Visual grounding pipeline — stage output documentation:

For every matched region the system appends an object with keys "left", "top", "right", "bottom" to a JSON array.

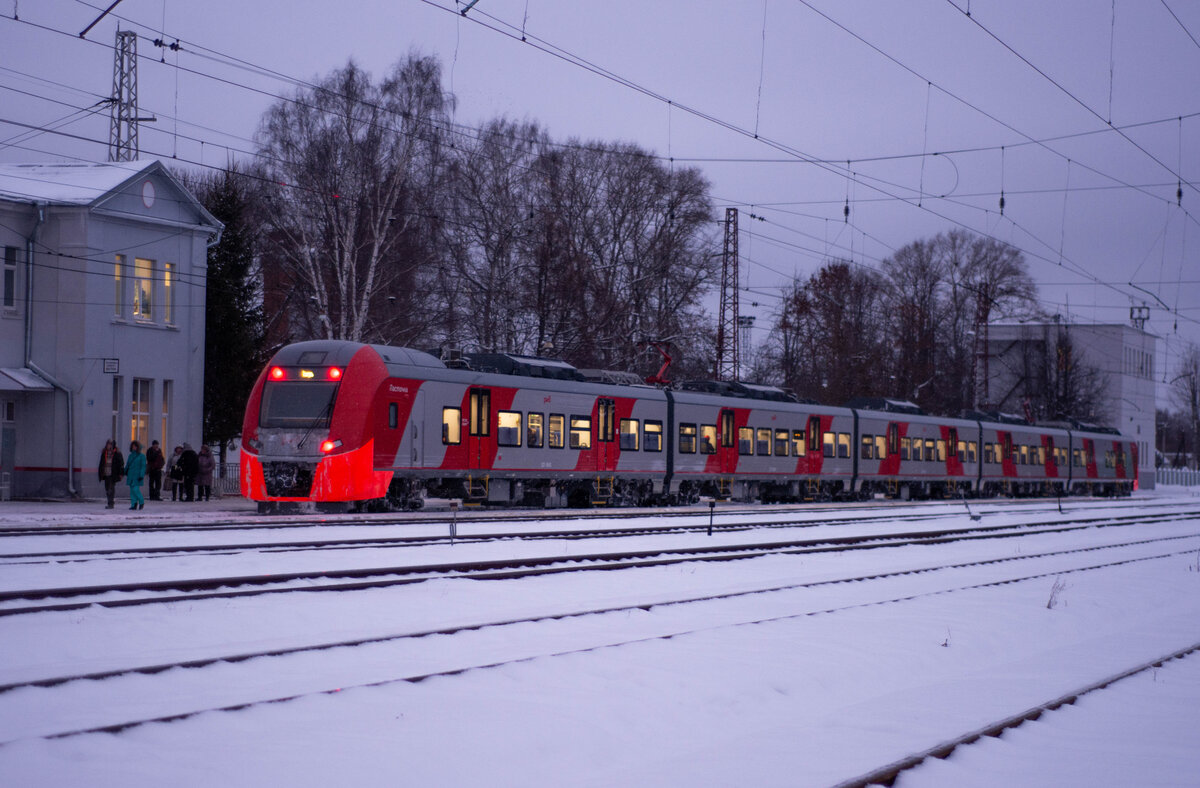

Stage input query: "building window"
[
  {"left": 133, "top": 258, "right": 153, "bottom": 320},
  {"left": 163, "top": 262, "right": 175, "bottom": 324},
  {"left": 161, "top": 380, "right": 171, "bottom": 449},
  {"left": 114, "top": 255, "right": 125, "bottom": 317},
  {"left": 111, "top": 376, "right": 123, "bottom": 441},
  {"left": 1, "top": 400, "right": 14, "bottom": 422},
  {"left": 131, "top": 378, "right": 150, "bottom": 445},
  {"left": 3, "top": 246, "right": 18, "bottom": 309}
]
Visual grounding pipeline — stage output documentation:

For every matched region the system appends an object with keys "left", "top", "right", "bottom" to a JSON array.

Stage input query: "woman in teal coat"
[{"left": 125, "top": 440, "right": 147, "bottom": 511}]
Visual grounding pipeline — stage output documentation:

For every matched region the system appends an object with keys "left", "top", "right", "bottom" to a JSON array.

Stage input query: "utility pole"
[
  {"left": 109, "top": 30, "right": 139, "bottom": 161},
  {"left": 714, "top": 208, "right": 739, "bottom": 381},
  {"left": 972, "top": 289, "right": 990, "bottom": 410}
]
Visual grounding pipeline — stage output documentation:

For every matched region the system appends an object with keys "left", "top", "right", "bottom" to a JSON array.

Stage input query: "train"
[{"left": 240, "top": 340, "right": 1137, "bottom": 511}]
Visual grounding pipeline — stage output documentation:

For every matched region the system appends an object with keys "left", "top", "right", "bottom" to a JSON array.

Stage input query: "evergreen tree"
[{"left": 196, "top": 165, "right": 266, "bottom": 471}]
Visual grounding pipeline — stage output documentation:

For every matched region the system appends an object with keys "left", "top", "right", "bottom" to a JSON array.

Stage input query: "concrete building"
[
  {"left": 986, "top": 320, "right": 1157, "bottom": 487},
  {"left": 0, "top": 160, "right": 221, "bottom": 499}
]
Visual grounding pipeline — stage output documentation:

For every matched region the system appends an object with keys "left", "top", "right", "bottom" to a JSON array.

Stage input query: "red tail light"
[
  {"left": 320, "top": 439, "right": 342, "bottom": 453},
  {"left": 269, "top": 366, "right": 286, "bottom": 381},
  {"left": 327, "top": 367, "right": 343, "bottom": 380}
]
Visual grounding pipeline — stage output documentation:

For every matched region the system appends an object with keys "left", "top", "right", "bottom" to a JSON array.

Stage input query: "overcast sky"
[{"left": 3, "top": 0, "right": 1198, "bottom": 387}]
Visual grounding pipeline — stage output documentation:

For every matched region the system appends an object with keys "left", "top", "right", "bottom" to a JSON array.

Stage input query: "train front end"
[{"left": 241, "top": 341, "right": 392, "bottom": 509}]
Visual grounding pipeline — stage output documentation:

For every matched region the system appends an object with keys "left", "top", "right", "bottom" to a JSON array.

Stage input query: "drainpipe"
[{"left": 23, "top": 202, "right": 77, "bottom": 496}]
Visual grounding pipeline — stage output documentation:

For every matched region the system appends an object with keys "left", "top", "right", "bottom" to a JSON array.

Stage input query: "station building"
[
  {"left": 0, "top": 160, "right": 221, "bottom": 500},
  {"left": 986, "top": 320, "right": 1157, "bottom": 487}
]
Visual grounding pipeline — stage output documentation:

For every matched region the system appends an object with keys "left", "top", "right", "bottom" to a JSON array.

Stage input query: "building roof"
[{"left": 0, "top": 159, "right": 220, "bottom": 231}]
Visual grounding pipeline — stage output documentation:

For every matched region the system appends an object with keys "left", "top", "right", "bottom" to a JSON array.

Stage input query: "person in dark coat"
[
  {"left": 125, "top": 440, "right": 147, "bottom": 511},
  {"left": 180, "top": 443, "right": 199, "bottom": 502},
  {"left": 146, "top": 440, "right": 165, "bottom": 501},
  {"left": 97, "top": 439, "right": 124, "bottom": 509},
  {"left": 196, "top": 444, "right": 216, "bottom": 502}
]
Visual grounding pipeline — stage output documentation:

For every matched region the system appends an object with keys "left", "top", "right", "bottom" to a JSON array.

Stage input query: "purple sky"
[{"left": 3, "top": 0, "right": 1198, "bottom": 390}]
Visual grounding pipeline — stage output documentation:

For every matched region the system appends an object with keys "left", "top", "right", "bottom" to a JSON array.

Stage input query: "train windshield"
[{"left": 260, "top": 382, "right": 338, "bottom": 428}]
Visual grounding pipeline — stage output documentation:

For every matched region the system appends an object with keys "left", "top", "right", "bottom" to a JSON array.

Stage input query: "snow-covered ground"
[{"left": 0, "top": 490, "right": 1198, "bottom": 786}]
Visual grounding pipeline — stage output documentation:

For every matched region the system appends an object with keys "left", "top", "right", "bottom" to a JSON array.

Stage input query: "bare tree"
[{"left": 256, "top": 55, "right": 453, "bottom": 342}]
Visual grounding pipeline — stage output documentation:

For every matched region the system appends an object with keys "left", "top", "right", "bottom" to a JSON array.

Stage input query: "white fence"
[
  {"left": 1157, "top": 467, "right": 1200, "bottom": 487},
  {"left": 215, "top": 463, "right": 241, "bottom": 497}
]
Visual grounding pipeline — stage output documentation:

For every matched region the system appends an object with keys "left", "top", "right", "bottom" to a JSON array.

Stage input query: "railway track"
[
  {"left": 2, "top": 535, "right": 1196, "bottom": 745},
  {"left": 2, "top": 509, "right": 1198, "bottom": 616},
  {"left": 833, "top": 644, "right": 1200, "bottom": 788}
]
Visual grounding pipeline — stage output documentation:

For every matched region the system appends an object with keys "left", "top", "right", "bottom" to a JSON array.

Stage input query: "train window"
[
  {"left": 738, "top": 427, "right": 753, "bottom": 455},
  {"left": 837, "top": 433, "right": 850, "bottom": 459},
  {"left": 925, "top": 438, "right": 936, "bottom": 461},
  {"left": 388, "top": 402, "right": 398, "bottom": 429},
  {"left": 956, "top": 440, "right": 965, "bottom": 462},
  {"left": 775, "top": 429, "right": 790, "bottom": 457},
  {"left": 860, "top": 435, "right": 874, "bottom": 460},
  {"left": 1018, "top": 445, "right": 1027, "bottom": 465},
  {"left": 948, "top": 428, "right": 958, "bottom": 450},
  {"left": 528, "top": 413, "right": 544, "bottom": 448},
  {"left": 874, "top": 434, "right": 887, "bottom": 459},
  {"left": 701, "top": 425, "right": 718, "bottom": 454},
  {"left": 968, "top": 441, "right": 978, "bottom": 463},
  {"left": 679, "top": 424, "right": 697, "bottom": 454},
  {"left": 911, "top": 438, "right": 923, "bottom": 462},
  {"left": 442, "top": 407, "right": 462, "bottom": 445},
  {"left": 757, "top": 428, "right": 772, "bottom": 456},
  {"left": 823, "top": 432, "right": 835, "bottom": 458},
  {"left": 791, "top": 430, "right": 805, "bottom": 456},
  {"left": 548, "top": 414, "right": 565, "bottom": 449},
  {"left": 497, "top": 411, "right": 522, "bottom": 447},
  {"left": 936, "top": 439, "right": 946, "bottom": 462},
  {"left": 901, "top": 437, "right": 911, "bottom": 461},
  {"left": 643, "top": 421, "right": 663, "bottom": 452},
  {"left": 569, "top": 417, "right": 591, "bottom": 450},
  {"left": 469, "top": 389, "right": 490, "bottom": 437},
  {"left": 720, "top": 410, "right": 735, "bottom": 448},
  {"left": 259, "top": 381, "right": 338, "bottom": 428},
  {"left": 620, "top": 419, "right": 639, "bottom": 451},
  {"left": 887, "top": 423, "right": 899, "bottom": 456},
  {"left": 808, "top": 417, "right": 822, "bottom": 453}
]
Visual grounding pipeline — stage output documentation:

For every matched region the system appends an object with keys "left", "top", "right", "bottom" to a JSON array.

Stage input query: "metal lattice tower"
[
  {"left": 109, "top": 31, "right": 139, "bottom": 162},
  {"left": 714, "top": 208, "right": 739, "bottom": 381}
]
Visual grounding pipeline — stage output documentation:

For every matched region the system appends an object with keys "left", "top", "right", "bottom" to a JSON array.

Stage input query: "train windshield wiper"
[{"left": 298, "top": 399, "right": 334, "bottom": 449}]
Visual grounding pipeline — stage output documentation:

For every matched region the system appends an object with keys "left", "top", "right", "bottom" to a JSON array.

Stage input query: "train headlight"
[
  {"left": 269, "top": 366, "right": 286, "bottom": 381},
  {"left": 327, "top": 367, "right": 343, "bottom": 380},
  {"left": 320, "top": 439, "right": 342, "bottom": 453}
]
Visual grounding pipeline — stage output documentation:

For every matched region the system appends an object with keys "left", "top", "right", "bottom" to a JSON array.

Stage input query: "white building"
[
  {"left": 986, "top": 320, "right": 1157, "bottom": 487},
  {"left": 0, "top": 160, "right": 221, "bottom": 499}
]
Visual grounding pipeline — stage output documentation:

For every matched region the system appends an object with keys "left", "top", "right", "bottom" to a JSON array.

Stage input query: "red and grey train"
[{"left": 240, "top": 340, "right": 1137, "bottom": 511}]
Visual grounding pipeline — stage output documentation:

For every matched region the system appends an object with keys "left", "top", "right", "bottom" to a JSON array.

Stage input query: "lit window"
[
  {"left": 793, "top": 429, "right": 806, "bottom": 457},
  {"left": 114, "top": 255, "right": 125, "bottom": 316},
  {"left": 130, "top": 378, "right": 150, "bottom": 446},
  {"left": 160, "top": 380, "right": 171, "bottom": 449},
  {"left": 701, "top": 425, "right": 717, "bottom": 454},
  {"left": 738, "top": 427, "right": 753, "bottom": 455},
  {"left": 757, "top": 428, "right": 772, "bottom": 456},
  {"left": 861, "top": 435, "right": 874, "bottom": 460},
  {"left": 643, "top": 421, "right": 662, "bottom": 452},
  {"left": 133, "top": 258, "right": 153, "bottom": 320},
  {"left": 498, "top": 411, "right": 522, "bottom": 447},
  {"left": 679, "top": 423, "right": 697, "bottom": 454},
  {"left": 620, "top": 419, "right": 639, "bottom": 451},
  {"left": 548, "top": 415, "right": 565, "bottom": 448},
  {"left": 837, "top": 432, "right": 850, "bottom": 459},
  {"left": 823, "top": 432, "right": 835, "bottom": 458},
  {"left": 569, "top": 416, "right": 591, "bottom": 449},
  {"left": 442, "top": 407, "right": 461, "bottom": 444},
  {"left": 527, "top": 413, "right": 544, "bottom": 448},
  {"left": 874, "top": 434, "right": 887, "bottom": 459},
  {"left": 163, "top": 262, "right": 175, "bottom": 323},
  {"left": 775, "top": 429, "right": 790, "bottom": 457}
]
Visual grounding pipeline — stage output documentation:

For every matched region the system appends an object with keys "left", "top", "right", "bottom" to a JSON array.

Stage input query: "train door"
[
  {"left": 410, "top": 390, "right": 425, "bottom": 467},
  {"left": 719, "top": 409, "right": 737, "bottom": 475},
  {"left": 597, "top": 398, "right": 617, "bottom": 472},
  {"left": 467, "top": 388, "right": 492, "bottom": 471}
]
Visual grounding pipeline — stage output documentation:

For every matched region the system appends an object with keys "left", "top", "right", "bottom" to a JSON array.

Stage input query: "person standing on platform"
[
  {"left": 125, "top": 440, "right": 146, "bottom": 511},
  {"left": 197, "top": 444, "right": 216, "bottom": 502},
  {"left": 97, "top": 439, "right": 124, "bottom": 509},
  {"left": 146, "top": 440, "right": 165, "bottom": 501},
  {"left": 180, "top": 443, "right": 199, "bottom": 502}
]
